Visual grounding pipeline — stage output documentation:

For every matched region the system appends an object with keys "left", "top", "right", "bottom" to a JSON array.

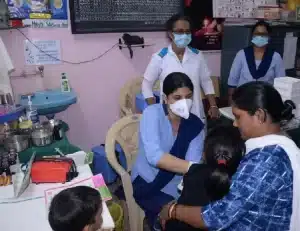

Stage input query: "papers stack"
[{"left": 274, "top": 77, "right": 300, "bottom": 118}]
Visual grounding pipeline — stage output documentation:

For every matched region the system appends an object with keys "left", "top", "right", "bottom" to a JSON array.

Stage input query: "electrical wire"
[{"left": 16, "top": 28, "right": 118, "bottom": 65}]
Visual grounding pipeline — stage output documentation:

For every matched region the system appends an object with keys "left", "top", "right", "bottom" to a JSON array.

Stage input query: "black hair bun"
[{"left": 281, "top": 100, "right": 296, "bottom": 121}]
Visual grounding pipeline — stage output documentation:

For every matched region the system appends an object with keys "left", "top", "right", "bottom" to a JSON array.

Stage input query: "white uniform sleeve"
[
  {"left": 142, "top": 54, "right": 161, "bottom": 99},
  {"left": 199, "top": 52, "right": 215, "bottom": 95}
]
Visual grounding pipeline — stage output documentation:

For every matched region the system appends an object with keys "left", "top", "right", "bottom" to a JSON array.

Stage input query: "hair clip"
[{"left": 217, "top": 159, "right": 227, "bottom": 165}]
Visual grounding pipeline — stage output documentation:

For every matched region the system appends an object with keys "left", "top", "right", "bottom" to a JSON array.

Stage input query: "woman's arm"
[
  {"left": 273, "top": 52, "right": 286, "bottom": 78},
  {"left": 228, "top": 51, "right": 243, "bottom": 104},
  {"left": 198, "top": 53, "right": 215, "bottom": 99},
  {"left": 140, "top": 106, "right": 190, "bottom": 174},
  {"left": 161, "top": 149, "right": 281, "bottom": 230},
  {"left": 142, "top": 54, "right": 162, "bottom": 105},
  {"left": 173, "top": 205, "right": 206, "bottom": 228},
  {"left": 160, "top": 203, "right": 206, "bottom": 229},
  {"left": 198, "top": 53, "right": 219, "bottom": 118},
  {"left": 185, "top": 132, "right": 204, "bottom": 163},
  {"left": 157, "top": 154, "right": 190, "bottom": 174}
]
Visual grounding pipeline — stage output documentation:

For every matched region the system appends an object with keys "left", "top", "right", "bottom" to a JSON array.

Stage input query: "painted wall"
[{"left": 0, "top": 27, "right": 221, "bottom": 151}]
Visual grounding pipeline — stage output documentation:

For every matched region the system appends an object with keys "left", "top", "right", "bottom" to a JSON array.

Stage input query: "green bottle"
[{"left": 61, "top": 73, "right": 70, "bottom": 92}]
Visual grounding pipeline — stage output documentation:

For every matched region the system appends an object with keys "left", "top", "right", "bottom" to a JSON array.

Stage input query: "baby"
[{"left": 165, "top": 125, "right": 245, "bottom": 231}]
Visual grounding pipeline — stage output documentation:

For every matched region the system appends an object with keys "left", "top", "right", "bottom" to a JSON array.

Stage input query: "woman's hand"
[
  {"left": 160, "top": 203, "right": 206, "bottom": 229},
  {"left": 160, "top": 201, "right": 175, "bottom": 222},
  {"left": 208, "top": 106, "right": 220, "bottom": 119}
]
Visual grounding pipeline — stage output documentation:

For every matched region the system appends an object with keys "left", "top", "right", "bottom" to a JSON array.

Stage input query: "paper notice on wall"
[
  {"left": 24, "top": 40, "right": 62, "bottom": 65},
  {"left": 213, "top": 0, "right": 277, "bottom": 18}
]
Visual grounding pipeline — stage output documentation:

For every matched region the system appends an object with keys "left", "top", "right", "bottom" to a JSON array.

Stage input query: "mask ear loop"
[{"left": 162, "top": 94, "right": 167, "bottom": 104}]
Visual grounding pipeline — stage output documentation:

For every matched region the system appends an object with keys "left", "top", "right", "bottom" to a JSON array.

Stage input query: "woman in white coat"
[{"left": 142, "top": 14, "right": 219, "bottom": 121}]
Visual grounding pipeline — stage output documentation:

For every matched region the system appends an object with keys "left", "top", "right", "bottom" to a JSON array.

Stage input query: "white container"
[
  {"left": 293, "top": 103, "right": 300, "bottom": 118},
  {"left": 274, "top": 77, "right": 300, "bottom": 99},
  {"left": 276, "top": 88, "right": 300, "bottom": 100},
  {"left": 274, "top": 77, "right": 300, "bottom": 90}
]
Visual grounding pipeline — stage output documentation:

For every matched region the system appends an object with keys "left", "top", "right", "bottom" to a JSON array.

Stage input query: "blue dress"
[
  {"left": 131, "top": 104, "right": 204, "bottom": 228},
  {"left": 202, "top": 144, "right": 293, "bottom": 230},
  {"left": 228, "top": 46, "right": 285, "bottom": 87}
]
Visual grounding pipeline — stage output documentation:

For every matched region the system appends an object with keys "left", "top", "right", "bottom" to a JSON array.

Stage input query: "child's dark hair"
[
  {"left": 204, "top": 126, "right": 245, "bottom": 201},
  {"left": 48, "top": 186, "right": 102, "bottom": 231}
]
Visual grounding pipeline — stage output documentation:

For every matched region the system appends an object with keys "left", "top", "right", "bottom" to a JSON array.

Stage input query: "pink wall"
[{"left": 0, "top": 27, "right": 220, "bottom": 151}]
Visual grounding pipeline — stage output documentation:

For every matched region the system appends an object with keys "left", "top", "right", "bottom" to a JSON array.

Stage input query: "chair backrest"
[
  {"left": 105, "top": 114, "right": 143, "bottom": 231},
  {"left": 105, "top": 114, "right": 141, "bottom": 172},
  {"left": 119, "top": 77, "right": 160, "bottom": 117},
  {"left": 119, "top": 76, "right": 220, "bottom": 117}
]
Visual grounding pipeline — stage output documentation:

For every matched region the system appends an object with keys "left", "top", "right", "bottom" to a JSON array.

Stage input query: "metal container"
[
  {"left": 4, "top": 134, "right": 29, "bottom": 152},
  {"left": 41, "top": 120, "right": 54, "bottom": 131},
  {"left": 31, "top": 125, "right": 53, "bottom": 147},
  {"left": 0, "top": 93, "right": 14, "bottom": 105}
]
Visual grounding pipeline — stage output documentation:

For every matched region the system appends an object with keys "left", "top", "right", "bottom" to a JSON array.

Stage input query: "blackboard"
[{"left": 70, "top": 0, "right": 184, "bottom": 34}]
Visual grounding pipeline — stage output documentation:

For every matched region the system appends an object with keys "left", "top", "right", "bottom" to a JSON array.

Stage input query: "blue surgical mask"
[
  {"left": 251, "top": 36, "right": 269, "bottom": 47},
  {"left": 173, "top": 33, "right": 192, "bottom": 48}
]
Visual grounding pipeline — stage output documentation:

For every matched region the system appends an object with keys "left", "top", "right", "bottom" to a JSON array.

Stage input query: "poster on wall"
[
  {"left": 24, "top": 40, "right": 62, "bottom": 65},
  {"left": 212, "top": 0, "right": 277, "bottom": 18},
  {"left": 7, "top": 0, "right": 68, "bottom": 28},
  {"left": 185, "top": 0, "right": 225, "bottom": 51}
]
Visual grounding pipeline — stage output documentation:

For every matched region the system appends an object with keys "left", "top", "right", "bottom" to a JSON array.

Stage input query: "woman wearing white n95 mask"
[
  {"left": 131, "top": 72, "right": 204, "bottom": 231},
  {"left": 142, "top": 14, "right": 219, "bottom": 121}
]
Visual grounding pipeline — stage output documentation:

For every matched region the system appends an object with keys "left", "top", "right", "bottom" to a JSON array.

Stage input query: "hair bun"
[{"left": 281, "top": 100, "right": 296, "bottom": 121}]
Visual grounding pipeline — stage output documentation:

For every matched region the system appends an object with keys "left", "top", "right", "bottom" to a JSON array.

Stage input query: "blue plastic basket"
[
  {"left": 92, "top": 144, "right": 127, "bottom": 184},
  {"left": 135, "top": 91, "right": 160, "bottom": 112}
]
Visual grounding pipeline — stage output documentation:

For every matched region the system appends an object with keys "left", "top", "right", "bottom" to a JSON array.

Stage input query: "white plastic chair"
[
  {"left": 119, "top": 76, "right": 220, "bottom": 117},
  {"left": 119, "top": 77, "right": 160, "bottom": 117},
  {"left": 105, "top": 114, "right": 144, "bottom": 231}
]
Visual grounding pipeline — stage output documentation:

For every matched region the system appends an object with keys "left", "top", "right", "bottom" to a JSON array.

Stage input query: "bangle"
[
  {"left": 210, "top": 105, "right": 218, "bottom": 109},
  {"left": 168, "top": 202, "right": 177, "bottom": 219},
  {"left": 173, "top": 204, "right": 178, "bottom": 219}
]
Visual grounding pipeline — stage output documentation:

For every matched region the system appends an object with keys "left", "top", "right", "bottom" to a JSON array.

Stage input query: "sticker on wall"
[
  {"left": 24, "top": 40, "right": 62, "bottom": 65},
  {"left": 7, "top": 0, "right": 68, "bottom": 28}
]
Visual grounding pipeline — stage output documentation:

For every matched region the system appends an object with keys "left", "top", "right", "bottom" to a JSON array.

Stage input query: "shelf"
[{"left": 0, "top": 25, "right": 29, "bottom": 31}]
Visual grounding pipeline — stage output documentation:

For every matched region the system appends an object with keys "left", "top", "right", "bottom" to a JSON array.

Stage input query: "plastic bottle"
[
  {"left": 26, "top": 95, "right": 39, "bottom": 124},
  {"left": 61, "top": 73, "right": 71, "bottom": 92}
]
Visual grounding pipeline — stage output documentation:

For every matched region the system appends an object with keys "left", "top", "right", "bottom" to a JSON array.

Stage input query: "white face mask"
[{"left": 169, "top": 99, "right": 193, "bottom": 119}]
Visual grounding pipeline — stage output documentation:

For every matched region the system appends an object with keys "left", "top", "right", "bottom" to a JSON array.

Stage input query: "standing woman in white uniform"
[{"left": 142, "top": 14, "right": 219, "bottom": 121}]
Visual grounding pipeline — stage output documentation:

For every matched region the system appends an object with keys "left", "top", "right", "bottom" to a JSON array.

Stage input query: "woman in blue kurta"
[
  {"left": 160, "top": 82, "right": 300, "bottom": 231},
  {"left": 131, "top": 72, "right": 204, "bottom": 230},
  {"left": 228, "top": 20, "right": 285, "bottom": 104}
]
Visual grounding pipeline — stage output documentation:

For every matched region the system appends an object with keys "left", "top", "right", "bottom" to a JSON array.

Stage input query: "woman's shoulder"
[
  {"left": 237, "top": 49, "right": 246, "bottom": 58},
  {"left": 142, "top": 104, "right": 164, "bottom": 118},
  {"left": 272, "top": 51, "right": 283, "bottom": 61},
  {"left": 152, "top": 47, "right": 169, "bottom": 59},
  {"left": 243, "top": 144, "right": 293, "bottom": 176}
]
